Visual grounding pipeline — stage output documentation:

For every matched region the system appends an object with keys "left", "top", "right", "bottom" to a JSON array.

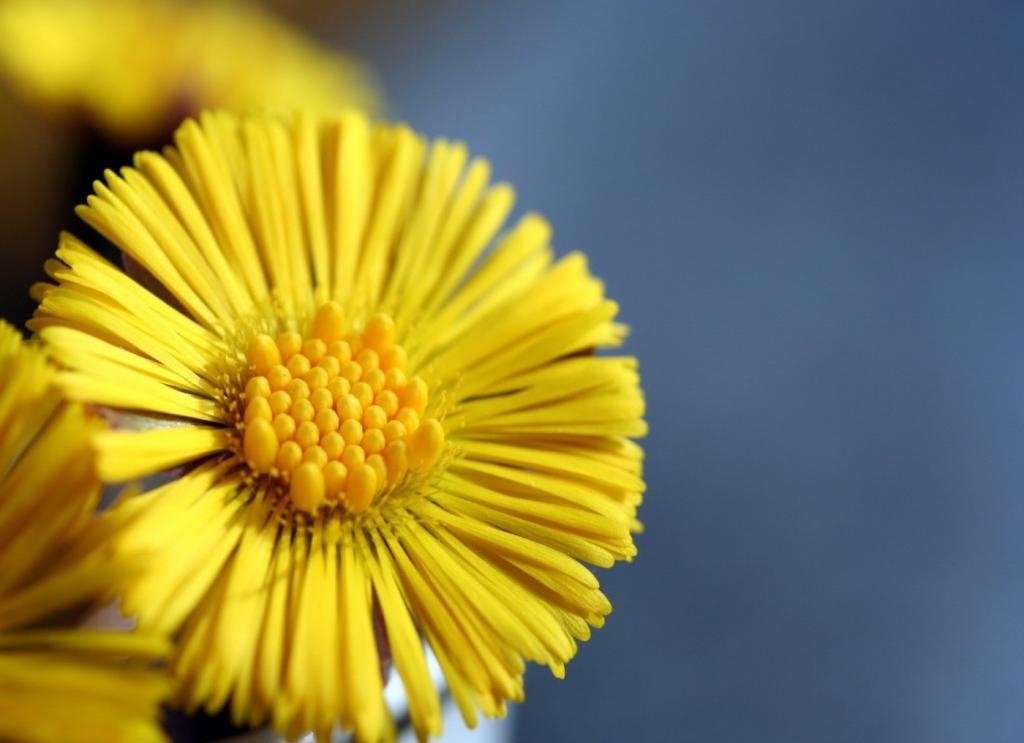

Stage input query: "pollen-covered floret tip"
[
  {"left": 290, "top": 462, "right": 325, "bottom": 514},
  {"left": 247, "top": 333, "right": 280, "bottom": 376},
  {"left": 363, "top": 312, "right": 396, "bottom": 351},
  {"left": 312, "top": 301, "right": 345, "bottom": 342},
  {"left": 346, "top": 464, "right": 378, "bottom": 513},
  {"left": 409, "top": 419, "right": 445, "bottom": 471},
  {"left": 244, "top": 418, "right": 277, "bottom": 472}
]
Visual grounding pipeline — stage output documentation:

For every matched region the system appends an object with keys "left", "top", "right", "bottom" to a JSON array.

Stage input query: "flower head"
[
  {"left": 32, "top": 110, "right": 646, "bottom": 741},
  {"left": 0, "top": 0, "right": 379, "bottom": 142},
  {"left": 0, "top": 321, "right": 170, "bottom": 743}
]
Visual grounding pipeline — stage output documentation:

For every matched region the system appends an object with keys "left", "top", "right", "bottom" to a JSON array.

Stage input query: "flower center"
[{"left": 240, "top": 302, "right": 445, "bottom": 515}]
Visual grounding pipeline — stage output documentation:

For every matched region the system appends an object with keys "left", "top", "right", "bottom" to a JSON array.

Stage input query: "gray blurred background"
[
  {"left": 4, "top": 1, "right": 1024, "bottom": 741},
  {"left": 341, "top": 2, "right": 1024, "bottom": 741}
]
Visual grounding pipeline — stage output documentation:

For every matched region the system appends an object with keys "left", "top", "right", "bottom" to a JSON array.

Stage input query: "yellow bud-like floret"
[
  {"left": 367, "top": 454, "right": 387, "bottom": 487},
  {"left": 363, "top": 313, "right": 395, "bottom": 351},
  {"left": 322, "top": 431, "right": 344, "bottom": 460},
  {"left": 376, "top": 390, "right": 399, "bottom": 417},
  {"left": 337, "top": 394, "right": 362, "bottom": 422},
  {"left": 273, "top": 413, "right": 296, "bottom": 443},
  {"left": 383, "top": 420, "right": 407, "bottom": 443},
  {"left": 269, "top": 390, "right": 291, "bottom": 416},
  {"left": 363, "top": 405, "right": 387, "bottom": 431},
  {"left": 289, "top": 462, "right": 325, "bottom": 514},
  {"left": 286, "top": 378, "right": 310, "bottom": 400},
  {"left": 287, "top": 353, "right": 311, "bottom": 379},
  {"left": 304, "top": 367, "right": 329, "bottom": 391},
  {"left": 324, "top": 461, "right": 348, "bottom": 499},
  {"left": 276, "top": 441, "right": 303, "bottom": 472},
  {"left": 311, "top": 387, "right": 333, "bottom": 412},
  {"left": 316, "top": 408, "right": 340, "bottom": 435},
  {"left": 303, "top": 445, "right": 328, "bottom": 469},
  {"left": 277, "top": 331, "right": 302, "bottom": 361},
  {"left": 302, "top": 338, "right": 326, "bottom": 364},
  {"left": 351, "top": 381, "right": 374, "bottom": 409},
  {"left": 291, "top": 398, "right": 315, "bottom": 424},
  {"left": 312, "top": 301, "right": 345, "bottom": 342},
  {"left": 295, "top": 421, "right": 319, "bottom": 449},
  {"left": 385, "top": 439, "right": 409, "bottom": 481},
  {"left": 317, "top": 355, "right": 340, "bottom": 379},
  {"left": 409, "top": 419, "right": 445, "bottom": 471},
  {"left": 244, "top": 418, "right": 277, "bottom": 472},
  {"left": 363, "top": 428, "right": 386, "bottom": 455},
  {"left": 341, "top": 445, "right": 365, "bottom": 471},
  {"left": 244, "top": 396, "right": 272, "bottom": 425},
  {"left": 346, "top": 464, "right": 377, "bottom": 513},
  {"left": 380, "top": 346, "right": 407, "bottom": 372},
  {"left": 267, "top": 365, "right": 291, "bottom": 391},
  {"left": 363, "top": 368, "right": 386, "bottom": 394},
  {"left": 247, "top": 333, "right": 280, "bottom": 376},
  {"left": 340, "top": 419, "right": 363, "bottom": 445},
  {"left": 403, "top": 377, "right": 428, "bottom": 413},
  {"left": 245, "top": 375, "right": 271, "bottom": 400}
]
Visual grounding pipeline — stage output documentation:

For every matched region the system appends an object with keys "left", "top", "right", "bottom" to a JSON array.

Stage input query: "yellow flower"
[
  {"left": 0, "top": 321, "right": 171, "bottom": 743},
  {"left": 0, "top": 0, "right": 379, "bottom": 142},
  {"left": 31, "top": 109, "right": 646, "bottom": 742}
]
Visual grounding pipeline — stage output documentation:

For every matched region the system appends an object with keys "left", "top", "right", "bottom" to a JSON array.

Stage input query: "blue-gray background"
[{"left": 341, "top": 1, "right": 1024, "bottom": 741}]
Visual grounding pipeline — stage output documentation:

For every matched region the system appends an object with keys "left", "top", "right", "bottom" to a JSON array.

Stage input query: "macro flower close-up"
[
  {"left": 29, "top": 109, "right": 647, "bottom": 741},
  {"left": 0, "top": 322, "right": 170, "bottom": 743},
  {"left": 4, "top": 3, "right": 1010, "bottom": 742}
]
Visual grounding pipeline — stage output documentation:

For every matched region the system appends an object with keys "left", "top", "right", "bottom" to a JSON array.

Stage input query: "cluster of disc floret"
[{"left": 241, "top": 302, "right": 444, "bottom": 515}]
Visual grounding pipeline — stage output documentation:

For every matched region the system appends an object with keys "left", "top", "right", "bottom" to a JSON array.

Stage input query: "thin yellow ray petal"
[
  {"left": 269, "top": 120, "right": 313, "bottom": 312},
  {"left": 338, "top": 534, "right": 386, "bottom": 740},
  {"left": 0, "top": 629, "right": 170, "bottom": 658},
  {"left": 40, "top": 325, "right": 215, "bottom": 395},
  {"left": 174, "top": 117, "right": 268, "bottom": 301},
  {"left": 455, "top": 438, "right": 645, "bottom": 493},
  {"left": 426, "top": 213, "right": 551, "bottom": 333},
  {"left": 222, "top": 499, "right": 277, "bottom": 726},
  {"left": 448, "top": 458, "right": 636, "bottom": 525},
  {"left": 401, "top": 156, "right": 488, "bottom": 318},
  {"left": 360, "top": 527, "right": 442, "bottom": 740},
  {"left": 380, "top": 138, "right": 457, "bottom": 312},
  {"left": 420, "top": 182, "right": 515, "bottom": 316},
  {"left": 135, "top": 150, "right": 254, "bottom": 316},
  {"left": 110, "top": 166, "right": 235, "bottom": 323},
  {"left": 419, "top": 252, "right": 604, "bottom": 376},
  {"left": 253, "top": 527, "right": 290, "bottom": 717},
  {"left": 58, "top": 370, "right": 223, "bottom": 422},
  {"left": 293, "top": 113, "right": 331, "bottom": 298},
  {"left": 50, "top": 234, "right": 224, "bottom": 356},
  {"left": 428, "top": 526, "right": 576, "bottom": 666},
  {"left": 419, "top": 501, "right": 598, "bottom": 589},
  {"left": 351, "top": 126, "right": 423, "bottom": 314},
  {"left": 94, "top": 426, "right": 231, "bottom": 481},
  {"left": 32, "top": 284, "right": 213, "bottom": 388},
  {"left": 398, "top": 521, "right": 542, "bottom": 673},
  {"left": 377, "top": 522, "right": 492, "bottom": 698},
  {"left": 391, "top": 519, "right": 524, "bottom": 702},
  {"left": 453, "top": 356, "right": 639, "bottom": 417},
  {"left": 440, "top": 301, "right": 620, "bottom": 396},
  {"left": 328, "top": 111, "right": 373, "bottom": 302},
  {"left": 77, "top": 182, "right": 218, "bottom": 327}
]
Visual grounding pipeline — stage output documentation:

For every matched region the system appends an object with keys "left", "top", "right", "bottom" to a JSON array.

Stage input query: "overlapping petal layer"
[{"left": 0, "top": 322, "right": 170, "bottom": 743}]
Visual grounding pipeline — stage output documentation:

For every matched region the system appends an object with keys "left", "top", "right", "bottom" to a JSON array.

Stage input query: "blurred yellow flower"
[
  {"left": 31, "top": 109, "right": 645, "bottom": 741},
  {"left": 0, "top": 0, "right": 380, "bottom": 142},
  {"left": 0, "top": 322, "right": 170, "bottom": 743}
]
